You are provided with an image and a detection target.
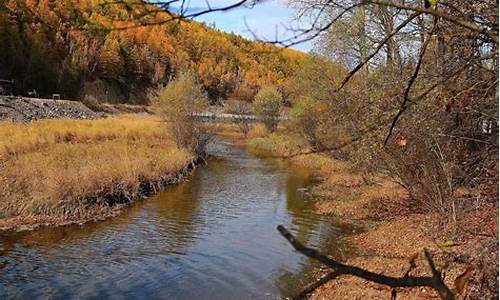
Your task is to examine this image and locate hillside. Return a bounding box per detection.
[0,0,306,104]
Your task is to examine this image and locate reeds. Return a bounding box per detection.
[0,115,193,219]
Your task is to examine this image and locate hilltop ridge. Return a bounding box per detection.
[0,0,306,104]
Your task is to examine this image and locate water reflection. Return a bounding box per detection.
[0,141,354,299]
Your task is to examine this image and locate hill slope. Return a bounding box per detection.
[0,0,306,104]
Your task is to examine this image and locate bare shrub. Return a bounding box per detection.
[152,72,212,155]
[253,86,283,132]
[291,95,351,151]
[82,95,108,112]
[383,136,456,215]
[225,99,253,137]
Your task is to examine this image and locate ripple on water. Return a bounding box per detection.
[0,141,354,300]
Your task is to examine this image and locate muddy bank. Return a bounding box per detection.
[0,156,204,232]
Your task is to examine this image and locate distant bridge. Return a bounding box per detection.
[193,112,287,123]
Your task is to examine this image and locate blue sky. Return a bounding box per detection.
[172,0,313,52]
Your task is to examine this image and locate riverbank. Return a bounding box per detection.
[0,115,199,231]
[293,155,498,299]
[214,123,498,299]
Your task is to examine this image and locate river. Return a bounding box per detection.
[0,140,355,299]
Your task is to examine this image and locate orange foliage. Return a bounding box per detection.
[0,0,305,103]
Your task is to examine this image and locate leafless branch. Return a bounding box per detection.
[383,15,437,145]
[292,270,342,300]
[337,11,421,91]
[101,0,497,46]
[365,0,498,44]
[277,225,455,300]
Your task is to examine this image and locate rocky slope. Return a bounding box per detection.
[0,97,101,122]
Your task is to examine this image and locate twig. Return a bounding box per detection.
[337,12,421,91]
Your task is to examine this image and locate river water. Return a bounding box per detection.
[0,141,354,299]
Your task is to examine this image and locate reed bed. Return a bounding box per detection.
[0,115,194,222]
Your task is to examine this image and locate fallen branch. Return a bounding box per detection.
[277,225,455,300]
[292,270,342,300]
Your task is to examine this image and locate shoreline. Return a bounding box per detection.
[215,124,498,299]
[0,96,150,122]
[0,115,204,233]
[0,156,205,232]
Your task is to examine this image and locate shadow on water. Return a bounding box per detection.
[0,140,359,299]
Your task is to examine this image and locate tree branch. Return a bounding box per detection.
[337,11,421,91]
[383,15,437,145]
[292,270,342,300]
[277,225,455,300]
[366,0,498,44]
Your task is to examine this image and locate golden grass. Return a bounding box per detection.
[247,124,269,139]
[290,154,351,176]
[246,132,308,157]
[206,123,271,140]
[0,115,193,220]
[0,115,170,160]
[205,123,243,140]
[287,152,408,220]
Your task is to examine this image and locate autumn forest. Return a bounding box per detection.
[0,0,305,103]
[0,0,498,299]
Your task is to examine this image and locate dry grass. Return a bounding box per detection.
[246,132,308,157]
[209,122,308,157]
[206,123,245,140]
[0,115,193,222]
[290,154,351,176]
[247,123,269,139]
[207,123,270,140]
[0,115,171,160]
[294,149,497,299]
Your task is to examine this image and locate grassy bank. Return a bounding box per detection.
[0,115,196,231]
[214,123,498,299]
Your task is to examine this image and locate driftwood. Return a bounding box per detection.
[277,225,459,300]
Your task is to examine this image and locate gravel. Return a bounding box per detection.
[0,97,104,122]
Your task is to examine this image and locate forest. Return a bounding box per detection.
[0,0,498,299]
[0,0,304,103]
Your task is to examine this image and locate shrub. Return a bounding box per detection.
[152,72,211,155]
[82,95,108,112]
[291,95,350,151]
[253,86,283,132]
[382,135,456,215]
[224,99,253,137]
